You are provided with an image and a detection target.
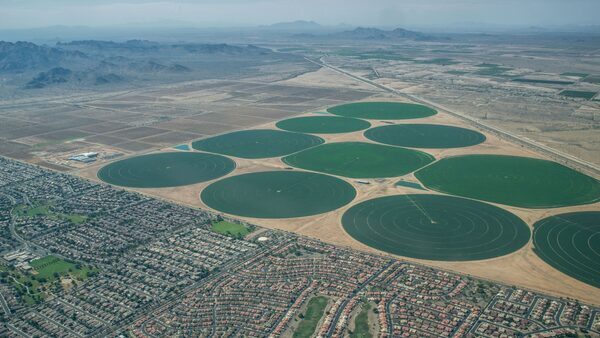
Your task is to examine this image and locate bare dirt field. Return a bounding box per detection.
[75,96,600,305]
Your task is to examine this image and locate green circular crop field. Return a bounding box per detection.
[282,142,434,178]
[533,212,600,288]
[327,102,437,120]
[342,194,530,261]
[201,171,356,218]
[276,116,371,134]
[415,155,600,208]
[98,152,235,188]
[365,124,486,148]
[191,129,324,159]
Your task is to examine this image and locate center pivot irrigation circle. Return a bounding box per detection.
[276,116,371,134]
[365,124,486,148]
[342,194,531,261]
[282,142,434,178]
[201,171,356,218]
[327,102,437,120]
[415,155,600,208]
[98,152,235,188]
[533,212,600,288]
[191,129,324,159]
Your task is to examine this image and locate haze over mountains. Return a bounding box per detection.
[0,24,435,91]
[0,40,282,90]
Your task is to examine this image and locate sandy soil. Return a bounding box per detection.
[74,97,600,306]
[278,67,375,90]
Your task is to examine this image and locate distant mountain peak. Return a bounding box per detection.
[262,20,323,31]
[334,26,426,40]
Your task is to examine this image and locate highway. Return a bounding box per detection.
[306,57,600,179]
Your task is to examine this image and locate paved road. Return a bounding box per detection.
[307,57,600,179]
[97,245,274,338]
[325,260,394,337]
[0,291,11,316]
[0,192,30,250]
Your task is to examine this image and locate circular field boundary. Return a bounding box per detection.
[342,194,531,261]
[364,123,486,149]
[98,151,236,188]
[201,170,356,219]
[327,101,437,120]
[276,115,371,134]
[191,129,324,159]
[532,212,600,288]
[415,154,600,209]
[282,142,434,179]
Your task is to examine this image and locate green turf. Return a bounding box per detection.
[533,212,600,288]
[327,102,437,120]
[342,194,530,261]
[415,155,600,208]
[192,129,324,159]
[365,124,486,149]
[29,256,90,281]
[98,152,235,188]
[282,142,434,178]
[351,303,373,338]
[276,116,371,134]
[1,256,97,306]
[14,204,52,218]
[559,90,597,100]
[293,296,328,338]
[14,203,87,224]
[201,171,356,218]
[211,221,251,237]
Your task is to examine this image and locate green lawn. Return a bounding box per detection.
[30,255,93,280]
[14,203,87,224]
[294,296,328,338]
[14,204,51,217]
[0,256,97,306]
[211,221,251,237]
[351,303,372,338]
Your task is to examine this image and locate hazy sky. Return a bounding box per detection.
[1,0,599,30]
